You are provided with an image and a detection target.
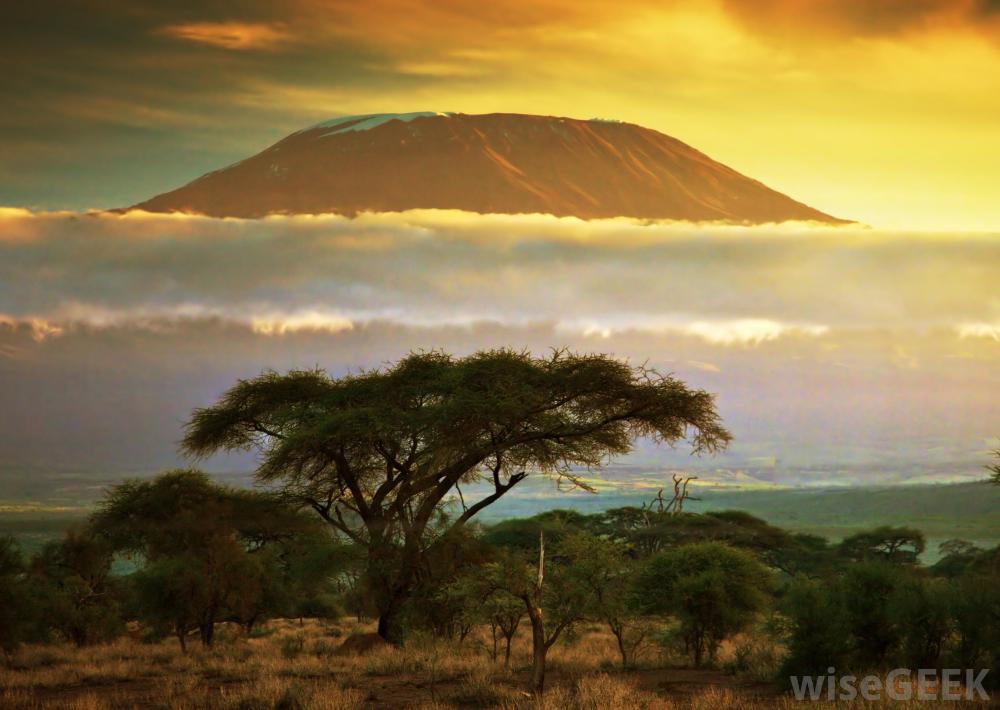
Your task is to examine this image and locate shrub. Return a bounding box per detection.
[633,542,771,667]
[280,636,305,659]
[893,576,951,668]
[310,639,337,657]
[842,560,906,667]
[779,576,851,678]
[0,536,35,661]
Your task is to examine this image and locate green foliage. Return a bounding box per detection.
[559,532,650,667]
[778,576,852,678]
[482,589,524,666]
[181,349,730,642]
[949,573,1000,671]
[988,448,1000,485]
[0,535,35,659]
[404,522,493,640]
[132,535,284,649]
[779,556,1000,682]
[893,575,952,668]
[485,537,596,647]
[481,509,594,552]
[634,541,770,666]
[931,538,985,577]
[838,526,925,565]
[91,469,314,558]
[28,528,124,647]
[92,470,337,648]
[841,560,907,667]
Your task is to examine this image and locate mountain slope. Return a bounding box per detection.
[130,112,847,223]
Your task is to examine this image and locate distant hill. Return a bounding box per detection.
[130,112,847,223]
[3,468,996,562]
[474,480,1000,561]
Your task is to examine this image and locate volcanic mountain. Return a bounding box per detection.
[131,112,846,223]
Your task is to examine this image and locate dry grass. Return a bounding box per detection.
[1,620,994,708]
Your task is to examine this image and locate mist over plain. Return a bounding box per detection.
[1,208,998,485]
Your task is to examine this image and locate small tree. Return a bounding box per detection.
[988,449,1000,485]
[182,349,730,643]
[483,591,524,668]
[932,540,990,578]
[838,526,925,566]
[633,541,770,667]
[893,576,952,668]
[779,576,852,678]
[842,560,906,667]
[91,469,323,648]
[0,536,34,664]
[279,533,347,624]
[560,532,650,668]
[133,538,269,650]
[406,521,493,641]
[487,535,592,695]
[29,528,124,647]
[949,572,1000,670]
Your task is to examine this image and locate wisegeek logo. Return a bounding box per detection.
[790,669,990,702]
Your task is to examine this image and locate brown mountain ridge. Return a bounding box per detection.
[130,112,847,223]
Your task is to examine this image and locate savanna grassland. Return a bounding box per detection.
[3,352,999,709]
[2,618,994,710]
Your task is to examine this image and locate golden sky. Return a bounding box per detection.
[2,0,999,228]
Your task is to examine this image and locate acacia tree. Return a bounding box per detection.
[560,532,650,668]
[633,541,769,667]
[837,526,926,566]
[483,591,524,668]
[91,470,320,648]
[29,528,124,647]
[182,349,729,643]
[0,536,33,663]
[487,534,592,695]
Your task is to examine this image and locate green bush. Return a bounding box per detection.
[779,576,851,678]
[633,541,771,667]
[842,560,906,668]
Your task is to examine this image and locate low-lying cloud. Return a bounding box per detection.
[2,208,999,344]
[2,208,998,480]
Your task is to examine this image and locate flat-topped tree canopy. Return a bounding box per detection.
[182,348,730,642]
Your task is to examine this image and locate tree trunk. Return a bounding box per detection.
[371,534,419,645]
[527,530,546,695]
[199,620,215,647]
[504,634,513,669]
[176,624,188,653]
[613,627,630,669]
[528,606,547,695]
[376,591,409,644]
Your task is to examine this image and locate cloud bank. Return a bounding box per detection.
[2,209,1000,342]
[1,209,998,482]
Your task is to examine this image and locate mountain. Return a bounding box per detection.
[130,112,846,223]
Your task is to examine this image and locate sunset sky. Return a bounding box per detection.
[3,0,1000,229]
